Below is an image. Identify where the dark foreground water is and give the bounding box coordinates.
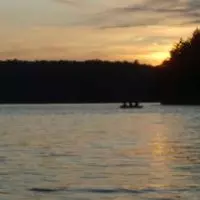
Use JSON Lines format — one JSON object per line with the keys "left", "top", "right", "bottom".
{"left": 0, "top": 103, "right": 200, "bottom": 200}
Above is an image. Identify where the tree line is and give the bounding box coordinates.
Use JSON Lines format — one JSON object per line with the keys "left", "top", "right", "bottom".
{"left": 0, "top": 28, "right": 199, "bottom": 104}
{"left": 0, "top": 60, "right": 159, "bottom": 103}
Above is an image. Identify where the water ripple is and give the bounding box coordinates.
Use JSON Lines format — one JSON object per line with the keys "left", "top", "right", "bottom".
{"left": 29, "top": 187, "right": 158, "bottom": 194}
{"left": 1, "top": 104, "right": 200, "bottom": 200}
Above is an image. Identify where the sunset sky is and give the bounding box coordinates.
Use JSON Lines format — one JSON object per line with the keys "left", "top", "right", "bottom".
{"left": 0, "top": 0, "right": 199, "bottom": 65}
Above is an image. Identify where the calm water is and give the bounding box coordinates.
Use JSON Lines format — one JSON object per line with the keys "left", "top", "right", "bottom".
{"left": 1, "top": 103, "right": 200, "bottom": 200}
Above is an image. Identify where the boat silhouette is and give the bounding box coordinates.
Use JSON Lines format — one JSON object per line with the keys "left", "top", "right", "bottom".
{"left": 120, "top": 101, "right": 143, "bottom": 109}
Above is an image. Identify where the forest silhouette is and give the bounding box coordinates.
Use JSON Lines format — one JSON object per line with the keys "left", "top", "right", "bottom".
{"left": 0, "top": 28, "right": 199, "bottom": 104}
{"left": 160, "top": 28, "right": 200, "bottom": 104}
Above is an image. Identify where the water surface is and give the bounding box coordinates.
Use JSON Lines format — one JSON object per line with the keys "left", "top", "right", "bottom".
{"left": 0, "top": 103, "right": 200, "bottom": 200}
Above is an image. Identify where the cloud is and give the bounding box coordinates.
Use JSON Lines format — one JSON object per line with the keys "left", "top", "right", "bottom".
{"left": 52, "top": 0, "right": 88, "bottom": 8}
{"left": 76, "top": 0, "right": 200, "bottom": 29}
{"left": 49, "top": 0, "right": 200, "bottom": 29}
{"left": 53, "top": 0, "right": 77, "bottom": 5}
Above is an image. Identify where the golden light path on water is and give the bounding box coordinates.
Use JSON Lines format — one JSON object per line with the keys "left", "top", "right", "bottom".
{"left": 115, "top": 112, "right": 197, "bottom": 199}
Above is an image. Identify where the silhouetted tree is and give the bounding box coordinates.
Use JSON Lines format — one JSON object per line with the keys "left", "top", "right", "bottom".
{"left": 161, "top": 28, "right": 200, "bottom": 104}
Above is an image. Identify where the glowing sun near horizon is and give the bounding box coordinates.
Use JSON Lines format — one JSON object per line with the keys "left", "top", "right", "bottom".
{"left": 150, "top": 51, "right": 170, "bottom": 64}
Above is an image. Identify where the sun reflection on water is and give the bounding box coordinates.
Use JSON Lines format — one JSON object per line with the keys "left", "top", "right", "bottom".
{"left": 148, "top": 132, "right": 171, "bottom": 187}
{"left": 150, "top": 132, "right": 172, "bottom": 158}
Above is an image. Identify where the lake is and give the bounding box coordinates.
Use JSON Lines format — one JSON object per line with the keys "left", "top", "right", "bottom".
{"left": 0, "top": 103, "right": 200, "bottom": 200}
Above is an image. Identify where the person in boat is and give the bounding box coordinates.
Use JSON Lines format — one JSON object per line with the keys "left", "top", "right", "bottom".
{"left": 129, "top": 102, "right": 133, "bottom": 108}
{"left": 134, "top": 101, "right": 143, "bottom": 108}
{"left": 135, "top": 101, "right": 139, "bottom": 107}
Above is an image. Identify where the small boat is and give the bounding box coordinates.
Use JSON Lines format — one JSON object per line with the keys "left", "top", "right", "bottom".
{"left": 120, "top": 105, "right": 143, "bottom": 109}
{"left": 119, "top": 101, "right": 143, "bottom": 109}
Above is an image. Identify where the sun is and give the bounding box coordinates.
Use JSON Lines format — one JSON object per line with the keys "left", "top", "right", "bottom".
{"left": 150, "top": 52, "right": 170, "bottom": 63}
